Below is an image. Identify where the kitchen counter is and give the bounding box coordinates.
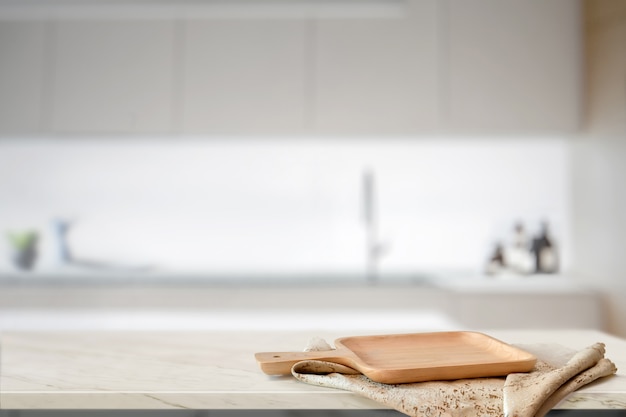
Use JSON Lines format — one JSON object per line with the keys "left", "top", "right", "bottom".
{"left": 1, "top": 329, "right": 625, "bottom": 410}
{"left": 0, "top": 278, "right": 605, "bottom": 331}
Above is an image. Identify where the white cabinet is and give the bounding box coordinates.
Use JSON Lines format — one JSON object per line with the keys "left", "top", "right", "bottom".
{"left": 0, "top": 0, "right": 583, "bottom": 136}
{"left": 0, "top": 22, "right": 46, "bottom": 134}
{"left": 50, "top": 21, "right": 176, "bottom": 134}
{"left": 445, "top": 0, "right": 581, "bottom": 133}
{"left": 314, "top": 0, "right": 440, "bottom": 135}
{"left": 182, "top": 20, "right": 307, "bottom": 135}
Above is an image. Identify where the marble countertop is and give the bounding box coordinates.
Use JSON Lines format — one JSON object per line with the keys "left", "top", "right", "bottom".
{"left": 1, "top": 329, "right": 625, "bottom": 410}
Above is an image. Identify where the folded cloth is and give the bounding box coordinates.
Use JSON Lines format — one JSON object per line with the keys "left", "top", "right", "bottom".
{"left": 291, "top": 339, "right": 617, "bottom": 417}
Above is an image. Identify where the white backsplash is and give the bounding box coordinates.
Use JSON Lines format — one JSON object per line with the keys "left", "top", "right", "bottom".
{"left": 0, "top": 137, "right": 570, "bottom": 276}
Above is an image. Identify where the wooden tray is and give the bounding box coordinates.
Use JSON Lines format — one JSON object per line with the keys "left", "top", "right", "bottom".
{"left": 255, "top": 331, "right": 536, "bottom": 384}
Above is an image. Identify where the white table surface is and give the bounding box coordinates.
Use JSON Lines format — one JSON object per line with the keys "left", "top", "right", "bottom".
{"left": 1, "top": 329, "right": 625, "bottom": 410}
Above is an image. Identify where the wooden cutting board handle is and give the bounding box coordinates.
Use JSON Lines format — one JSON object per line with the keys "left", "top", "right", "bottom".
{"left": 255, "top": 349, "right": 354, "bottom": 375}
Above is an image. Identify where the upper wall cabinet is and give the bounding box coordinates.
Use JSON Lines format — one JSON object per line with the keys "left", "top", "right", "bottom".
{"left": 50, "top": 21, "right": 176, "bottom": 134}
{"left": 444, "top": 0, "right": 582, "bottom": 133}
{"left": 0, "top": 0, "right": 583, "bottom": 136}
{"left": 0, "top": 21, "right": 46, "bottom": 134}
{"left": 182, "top": 20, "right": 308, "bottom": 135}
{"left": 314, "top": 0, "right": 440, "bottom": 135}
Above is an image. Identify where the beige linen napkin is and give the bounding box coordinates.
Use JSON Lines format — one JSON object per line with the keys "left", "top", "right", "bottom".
{"left": 291, "top": 339, "right": 617, "bottom": 417}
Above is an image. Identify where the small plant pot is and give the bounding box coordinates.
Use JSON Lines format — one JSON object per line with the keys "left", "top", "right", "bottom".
{"left": 7, "top": 230, "right": 39, "bottom": 271}
{"left": 12, "top": 246, "right": 38, "bottom": 270}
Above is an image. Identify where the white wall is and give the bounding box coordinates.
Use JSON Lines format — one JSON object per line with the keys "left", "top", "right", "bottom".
{"left": 0, "top": 137, "right": 570, "bottom": 277}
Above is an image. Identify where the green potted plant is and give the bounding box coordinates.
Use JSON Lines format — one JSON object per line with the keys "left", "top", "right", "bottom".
{"left": 6, "top": 230, "right": 39, "bottom": 270}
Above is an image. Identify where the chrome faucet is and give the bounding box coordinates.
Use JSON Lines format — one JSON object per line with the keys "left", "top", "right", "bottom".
{"left": 362, "top": 168, "right": 387, "bottom": 284}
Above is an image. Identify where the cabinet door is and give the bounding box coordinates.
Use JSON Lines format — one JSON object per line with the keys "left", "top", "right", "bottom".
{"left": 0, "top": 21, "right": 46, "bottom": 134}
{"left": 51, "top": 21, "right": 175, "bottom": 134}
{"left": 446, "top": 0, "right": 581, "bottom": 133}
{"left": 182, "top": 20, "right": 307, "bottom": 135}
{"left": 314, "top": 0, "right": 440, "bottom": 135}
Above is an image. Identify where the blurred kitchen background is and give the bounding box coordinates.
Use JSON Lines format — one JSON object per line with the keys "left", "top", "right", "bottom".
{"left": 0, "top": 0, "right": 625, "bottom": 336}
